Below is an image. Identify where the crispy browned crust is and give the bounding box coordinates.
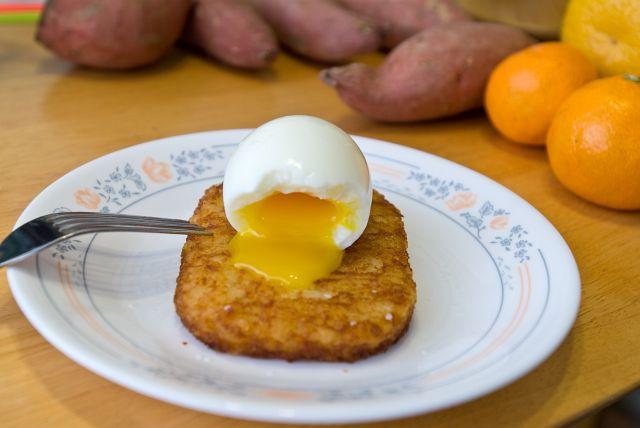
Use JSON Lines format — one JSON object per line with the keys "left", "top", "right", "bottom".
{"left": 175, "top": 184, "right": 416, "bottom": 362}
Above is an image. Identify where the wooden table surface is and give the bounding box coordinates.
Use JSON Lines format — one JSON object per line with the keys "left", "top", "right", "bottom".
{"left": 2, "top": 24, "right": 640, "bottom": 428}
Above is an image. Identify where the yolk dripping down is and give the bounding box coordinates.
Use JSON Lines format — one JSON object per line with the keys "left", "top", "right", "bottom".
{"left": 229, "top": 192, "right": 351, "bottom": 288}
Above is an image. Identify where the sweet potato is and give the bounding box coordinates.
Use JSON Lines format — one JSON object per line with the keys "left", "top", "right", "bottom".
{"left": 337, "top": 0, "right": 471, "bottom": 47}
{"left": 252, "top": 0, "right": 380, "bottom": 63}
{"left": 183, "top": 0, "right": 278, "bottom": 69}
{"left": 320, "top": 22, "right": 535, "bottom": 122}
{"left": 36, "top": 0, "right": 191, "bottom": 69}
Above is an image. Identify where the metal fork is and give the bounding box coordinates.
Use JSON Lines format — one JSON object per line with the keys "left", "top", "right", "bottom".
{"left": 0, "top": 212, "right": 211, "bottom": 267}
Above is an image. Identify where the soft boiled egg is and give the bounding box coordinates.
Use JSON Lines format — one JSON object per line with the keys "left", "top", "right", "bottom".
{"left": 223, "top": 115, "right": 372, "bottom": 288}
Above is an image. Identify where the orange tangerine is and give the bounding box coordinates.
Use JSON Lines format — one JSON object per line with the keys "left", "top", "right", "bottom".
{"left": 546, "top": 74, "right": 640, "bottom": 210}
{"left": 485, "top": 42, "right": 597, "bottom": 146}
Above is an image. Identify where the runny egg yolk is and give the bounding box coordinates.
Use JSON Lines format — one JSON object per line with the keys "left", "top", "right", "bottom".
{"left": 229, "top": 192, "right": 350, "bottom": 288}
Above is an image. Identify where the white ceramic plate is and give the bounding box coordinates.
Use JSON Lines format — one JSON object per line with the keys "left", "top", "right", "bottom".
{"left": 7, "top": 130, "right": 580, "bottom": 424}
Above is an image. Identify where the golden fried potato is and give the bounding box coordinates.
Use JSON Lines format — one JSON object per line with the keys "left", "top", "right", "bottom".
{"left": 175, "top": 184, "right": 416, "bottom": 362}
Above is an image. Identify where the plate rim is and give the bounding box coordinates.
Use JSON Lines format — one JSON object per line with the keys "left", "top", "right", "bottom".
{"left": 7, "top": 129, "right": 581, "bottom": 424}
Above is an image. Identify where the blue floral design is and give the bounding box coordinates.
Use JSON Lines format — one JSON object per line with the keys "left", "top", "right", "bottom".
{"left": 491, "top": 225, "right": 532, "bottom": 262}
{"left": 380, "top": 167, "right": 533, "bottom": 263}
{"left": 460, "top": 201, "right": 510, "bottom": 238}
{"left": 50, "top": 206, "right": 83, "bottom": 260}
{"left": 50, "top": 238, "right": 82, "bottom": 260}
{"left": 407, "top": 170, "right": 468, "bottom": 200}
{"left": 170, "top": 147, "right": 223, "bottom": 181}
{"left": 92, "top": 163, "right": 146, "bottom": 212}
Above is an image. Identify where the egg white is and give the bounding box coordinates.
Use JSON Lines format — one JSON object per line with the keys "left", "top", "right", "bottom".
{"left": 223, "top": 115, "right": 372, "bottom": 249}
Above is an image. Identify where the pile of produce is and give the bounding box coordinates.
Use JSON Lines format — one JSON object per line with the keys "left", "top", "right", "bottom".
{"left": 36, "top": 0, "right": 640, "bottom": 210}
{"left": 36, "top": 0, "right": 533, "bottom": 124}
{"left": 482, "top": 0, "right": 640, "bottom": 210}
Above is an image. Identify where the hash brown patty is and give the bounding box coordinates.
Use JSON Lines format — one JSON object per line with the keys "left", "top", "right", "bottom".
{"left": 175, "top": 184, "right": 416, "bottom": 362}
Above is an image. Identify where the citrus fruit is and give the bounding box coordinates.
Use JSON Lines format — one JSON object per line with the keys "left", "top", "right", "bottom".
{"left": 485, "top": 42, "right": 597, "bottom": 146}
{"left": 547, "top": 74, "right": 640, "bottom": 210}
{"left": 561, "top": 0, "right": 640, "bottom": 76}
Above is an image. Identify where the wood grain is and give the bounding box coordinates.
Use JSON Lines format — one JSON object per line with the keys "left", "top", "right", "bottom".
{"left": 1, "top": 24, "right": 639, "bottom": 428}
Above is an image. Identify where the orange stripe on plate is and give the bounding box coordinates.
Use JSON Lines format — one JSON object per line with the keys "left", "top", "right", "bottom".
{"left": 57, "top": 261, "right": 156, "bottom": 364}
{"left": 424, "top": 262, "right": 532, "bottom": 382}
{"left": 369, "top": 163, "right": 405, "bottom": 178}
